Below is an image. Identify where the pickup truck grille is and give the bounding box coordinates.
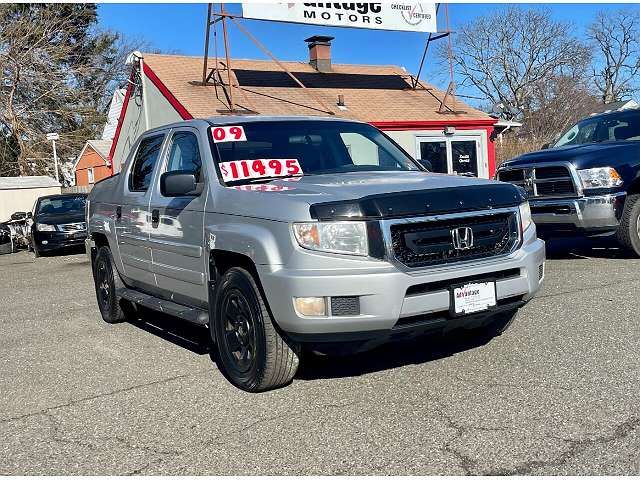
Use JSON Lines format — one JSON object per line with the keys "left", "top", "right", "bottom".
{"left": 497, "top": 165, "right": 577, "bottom": 198}
{"left": 390, "top": 212, "right": 520, "bottom": 268}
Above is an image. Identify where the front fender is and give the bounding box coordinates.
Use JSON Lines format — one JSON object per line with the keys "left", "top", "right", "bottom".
{"left": 204, "top": 215, "right": 292, "bottom": 266}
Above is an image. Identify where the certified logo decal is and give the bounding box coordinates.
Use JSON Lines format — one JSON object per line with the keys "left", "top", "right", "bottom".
{"left": 392, "top": 3, "right": 431, "bottom": 26}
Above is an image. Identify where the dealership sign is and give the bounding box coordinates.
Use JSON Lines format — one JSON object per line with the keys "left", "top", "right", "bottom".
{"left": 241, "top": 3, "right": 437, "bottom": 33}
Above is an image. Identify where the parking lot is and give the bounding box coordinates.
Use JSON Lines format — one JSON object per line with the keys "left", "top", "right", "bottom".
{"left": 1, "top": 241, "right": 639, "bottom": 475}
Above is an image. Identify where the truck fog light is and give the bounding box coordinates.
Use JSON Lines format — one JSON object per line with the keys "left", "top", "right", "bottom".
{"left": 294, "top": 297, "right": 327, "bottom": 316}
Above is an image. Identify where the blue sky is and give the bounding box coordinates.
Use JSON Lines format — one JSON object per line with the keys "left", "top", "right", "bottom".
{"left": 97, "top": 3, "right": 635, "bottom": 103}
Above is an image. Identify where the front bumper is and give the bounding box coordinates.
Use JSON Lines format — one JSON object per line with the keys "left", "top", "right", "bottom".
{"left": 529, "top": 193, "right": 626, "bottom": 235}
{"left": 33, "top": 230, "right": 87, "bottom": 251}
{"left": 258, "top": 229, "right": 545, "bottom": 338}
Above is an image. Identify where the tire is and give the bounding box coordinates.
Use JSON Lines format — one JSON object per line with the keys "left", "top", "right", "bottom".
{"left": 211, "top": 267, "right": 299, "bottom": 392}
{"left": 616, "top": 194, "right": 640, "bottom": 257}
{"left": 92, "top": 246, "right": 126, "bottom": 324}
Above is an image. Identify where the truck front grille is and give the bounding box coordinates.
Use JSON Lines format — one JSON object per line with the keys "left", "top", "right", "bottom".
{"left": 390, "top": 212, "right": 520, "bottom": 268}
{"left": 497, "top": 165, "right": 577, "bottom": 198}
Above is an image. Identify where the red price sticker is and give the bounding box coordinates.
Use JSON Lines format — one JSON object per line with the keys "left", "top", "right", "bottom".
{"left": 232, "top": 184, "right": 294, "bottom": 192}
{"left": 219, "top": 159, "right": 302, "bottom": 182}
{"left": 210, "top": 125, "right": 247, "bottom": 143}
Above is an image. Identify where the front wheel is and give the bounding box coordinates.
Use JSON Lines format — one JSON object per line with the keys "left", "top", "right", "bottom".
{"left": 211, "top": 267, "right": 299, "bottom": 392}
{"left": 616, "top": 194, "right": 640, "bottom": 257}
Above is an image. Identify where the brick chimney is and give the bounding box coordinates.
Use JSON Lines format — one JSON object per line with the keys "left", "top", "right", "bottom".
{"left": 305, "top": 35, "right": 334, "bottom": 73}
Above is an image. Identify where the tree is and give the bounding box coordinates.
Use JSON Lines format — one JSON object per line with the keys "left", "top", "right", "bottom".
{"left": 448, "top": 6, "right": 591, "bottom": 120}
{"left": 0, "top": 4, "right": 141, "bottom": 179}
{"left": 588, "top": 9, "right": 640, "bottom": 103}
{"left": 521, "top": 74, "right": 600, "bottom": 144}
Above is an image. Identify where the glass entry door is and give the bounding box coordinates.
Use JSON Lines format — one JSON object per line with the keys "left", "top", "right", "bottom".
{"left": 417, "top": 135, "right": 483, "bottom": 177}
{"left": 418, "top": 140, "right": 448, "bottom": 174}
{"left": 451, "top": 140, "right": 478, "bottom": 176}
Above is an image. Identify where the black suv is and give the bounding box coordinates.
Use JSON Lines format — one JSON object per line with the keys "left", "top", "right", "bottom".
{"left": 497, "top": 108, "right": 640, "bottom": 255}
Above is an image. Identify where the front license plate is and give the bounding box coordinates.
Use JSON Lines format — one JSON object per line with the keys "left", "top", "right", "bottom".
{"left": 452, "top": 282, "right": 496, "bottom": 316}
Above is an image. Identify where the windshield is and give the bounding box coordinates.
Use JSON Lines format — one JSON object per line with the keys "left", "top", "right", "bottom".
{"left": 554, "top": 110, "right": 640, "bottom": 147}
{"left": 36, "top": 196, "right": 86, "bottom": 215}
{"left": 212, "top": 121, "right": 420, "bottom": 184}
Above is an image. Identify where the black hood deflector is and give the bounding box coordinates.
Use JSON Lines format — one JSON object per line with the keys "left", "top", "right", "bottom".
{"left": 310, "top": 183, "right": 526, "bottom": 221}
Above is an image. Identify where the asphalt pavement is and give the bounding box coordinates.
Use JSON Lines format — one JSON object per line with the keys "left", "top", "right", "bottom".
{"left": 1, "top": 241, "right": 639, "bottom": 475}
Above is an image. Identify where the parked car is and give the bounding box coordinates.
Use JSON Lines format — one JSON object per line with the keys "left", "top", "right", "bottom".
{"left": 496, "top": 108, "right": 640, "bottom": 255}
{"left": 31, "top": 193, "right": 88, "bottom": 257}
{"left": 0, "top": 223, "right": 12, "bottom": 255}
{"left": 87, "top": 116, "right": 545, "bottom": 392}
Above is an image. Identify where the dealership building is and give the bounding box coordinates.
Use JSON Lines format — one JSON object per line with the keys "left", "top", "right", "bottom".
{"left": 108, "top": 36, "right": 498, "bottom": 178}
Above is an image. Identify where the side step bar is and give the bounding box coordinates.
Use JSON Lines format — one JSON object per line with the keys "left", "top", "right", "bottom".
{"left": 117, "top": 287, "right": 209, "bottom": 326}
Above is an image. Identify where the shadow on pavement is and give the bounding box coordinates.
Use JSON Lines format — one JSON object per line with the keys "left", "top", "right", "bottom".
{"left": 296, "top": 328, "right": 495, "bottom": 381}
{"left": 122, "top": 302, "right": 497, "bottom": 381}
{"left": 127, "top": 305, "right": 212, "bottom": 356}
{"left": 544, "top": 236, "right": 633, "bottom": 260}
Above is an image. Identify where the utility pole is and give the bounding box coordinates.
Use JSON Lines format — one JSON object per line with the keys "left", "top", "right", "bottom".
{"left": 46, "top": 133, "right": 60, "bottom": 182}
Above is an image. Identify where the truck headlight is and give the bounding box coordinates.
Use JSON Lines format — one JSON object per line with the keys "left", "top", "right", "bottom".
{"left": 519, "top": 202, "right": 532, "bottom": 232}
{"left": 293, "top": 221, "right": 368, "bottom": 256}
{"left": 577, "top": 167, "right": 623, "bottom": 189}
{"left": 36, "top": 223, "right": 56, "bottom": 232}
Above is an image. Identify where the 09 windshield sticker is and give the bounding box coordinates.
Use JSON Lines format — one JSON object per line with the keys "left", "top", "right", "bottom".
{"left": 210, "top": 125, "right": 247, "bottom": 143}
{"left": 219, "top": 159, "right": 302, "bottom": 182}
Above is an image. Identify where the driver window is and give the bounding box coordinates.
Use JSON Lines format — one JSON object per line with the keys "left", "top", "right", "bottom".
{"left": 166, "top": 131, "right": 202, "bottom": 180}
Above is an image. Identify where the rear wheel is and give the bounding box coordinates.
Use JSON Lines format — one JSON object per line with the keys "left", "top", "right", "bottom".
{"left": 211, "top": 267, "right": 299, "bottom": 392}
{"left": 616, "top": 194, "right": 640, "bottom": 257}
{"left": 93, "top": 246, "right": 126, "bottom": 324}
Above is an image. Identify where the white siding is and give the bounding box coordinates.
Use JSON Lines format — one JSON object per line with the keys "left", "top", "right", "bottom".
{"left": 111, "top": 69, "right": 183, "bottom": 173}
{"left": 0, "top": 186, "right": 61, "bottom": 222}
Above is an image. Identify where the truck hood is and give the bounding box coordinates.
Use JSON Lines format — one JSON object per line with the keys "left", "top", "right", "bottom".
{"left": 502, "top": 141, "right": 640, "bottom": 171}
{"left": 216, "top": 171, "right": 525, "bottom": 221}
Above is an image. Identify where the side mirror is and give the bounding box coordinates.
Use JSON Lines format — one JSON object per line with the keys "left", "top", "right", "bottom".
{"left": 160, "top": 171, "right": 200, "bottom": 197}
{"left": 26, "top": 212, "right": 32, "bottom": 219}
{"left": 541, "top": 143, "right": 550, "bottom": 150}
{"left": 418, "top": 159, "right": 433, "bottom": 171}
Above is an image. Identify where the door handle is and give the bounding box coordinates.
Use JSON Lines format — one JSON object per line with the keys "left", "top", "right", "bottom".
{"left": 115, "top": 206, "right": 122, "bottom": 220}
{"left": 151, "top": 209, "right": 159, "bottom": 227}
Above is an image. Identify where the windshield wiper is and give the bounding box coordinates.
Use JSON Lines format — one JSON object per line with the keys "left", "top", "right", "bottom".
{"left": 226, "top": 174, "right": 306, "bottom": 186}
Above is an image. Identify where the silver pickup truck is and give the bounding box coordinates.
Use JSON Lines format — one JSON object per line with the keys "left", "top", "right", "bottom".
{"left": 87, "top": 116, "right": 545, "bottom": 391}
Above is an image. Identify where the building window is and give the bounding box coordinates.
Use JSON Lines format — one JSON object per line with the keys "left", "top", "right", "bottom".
{"left": 87, "top": 167, "right": 95, "bottom": 184}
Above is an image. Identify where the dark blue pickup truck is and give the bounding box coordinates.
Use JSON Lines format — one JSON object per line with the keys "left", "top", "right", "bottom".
{"left": 497, "top": 108, "right": 640, "bottom": 256}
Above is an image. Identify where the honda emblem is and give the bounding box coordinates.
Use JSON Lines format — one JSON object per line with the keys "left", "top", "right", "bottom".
{"left": 451, "top": 227, "right": 474, "bottom": 250}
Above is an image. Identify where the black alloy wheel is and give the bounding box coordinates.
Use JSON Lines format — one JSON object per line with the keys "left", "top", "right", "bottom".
{"left": 221, "top": 290, "right": 258, "bottom": 374}
{"left": 211, "top": 267, "right": 299, "bottom": 392}
{"left": 93, "top": 246, "right": 126, "bottom": 324}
